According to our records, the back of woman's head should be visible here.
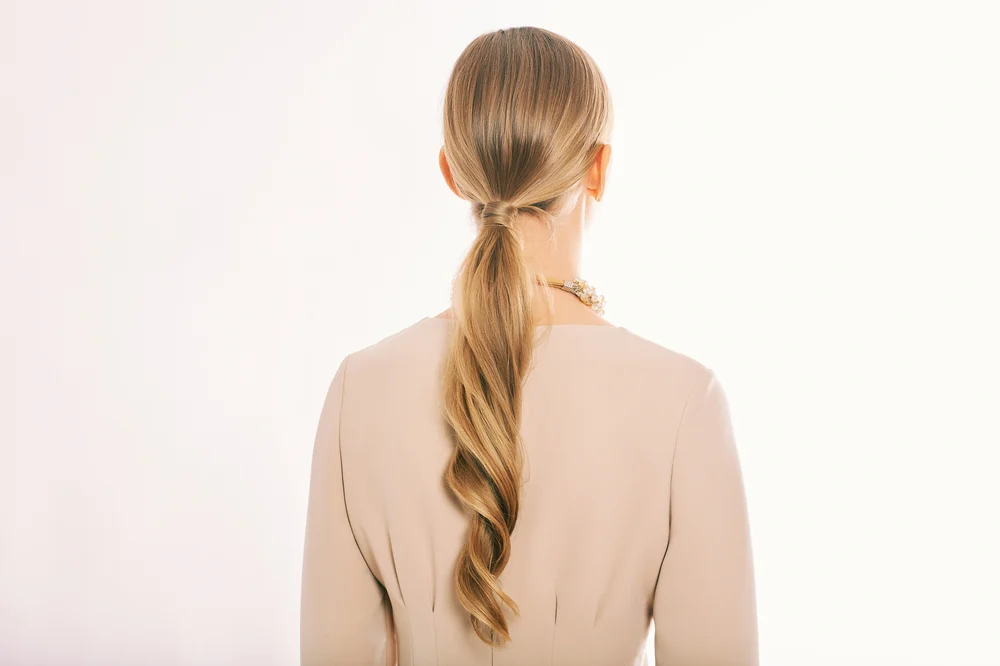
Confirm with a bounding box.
[440,26,613,646]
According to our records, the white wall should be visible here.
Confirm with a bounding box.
[2,1,998,664]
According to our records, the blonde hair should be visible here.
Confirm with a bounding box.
[440,26,613,646]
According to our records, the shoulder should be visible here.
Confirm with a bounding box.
[338,316,442,388]
[611,326,714,392]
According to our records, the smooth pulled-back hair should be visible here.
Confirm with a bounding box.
[440,26,613,646]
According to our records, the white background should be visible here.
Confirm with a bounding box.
[3,1,998,664]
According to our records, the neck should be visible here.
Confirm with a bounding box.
[520,189,589,278]
[516,193,607,325]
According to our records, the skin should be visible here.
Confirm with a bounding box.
[436,143,614,326]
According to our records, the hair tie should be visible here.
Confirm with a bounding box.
[480,200,519,227]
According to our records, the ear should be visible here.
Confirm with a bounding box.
[439,146,462,198]
[586,143,612,202]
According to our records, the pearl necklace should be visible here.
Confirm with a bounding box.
[540,278,606,316]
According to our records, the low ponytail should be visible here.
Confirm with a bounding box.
[443,200,538,645]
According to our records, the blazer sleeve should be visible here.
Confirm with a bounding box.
[652,368,759,665]
[301,355,397,666]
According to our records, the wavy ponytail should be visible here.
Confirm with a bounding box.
[443,201,537,645]
[440,26,614,646]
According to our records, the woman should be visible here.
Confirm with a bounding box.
[300,26,758,666]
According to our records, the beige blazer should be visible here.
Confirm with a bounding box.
[301,316,758,665]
